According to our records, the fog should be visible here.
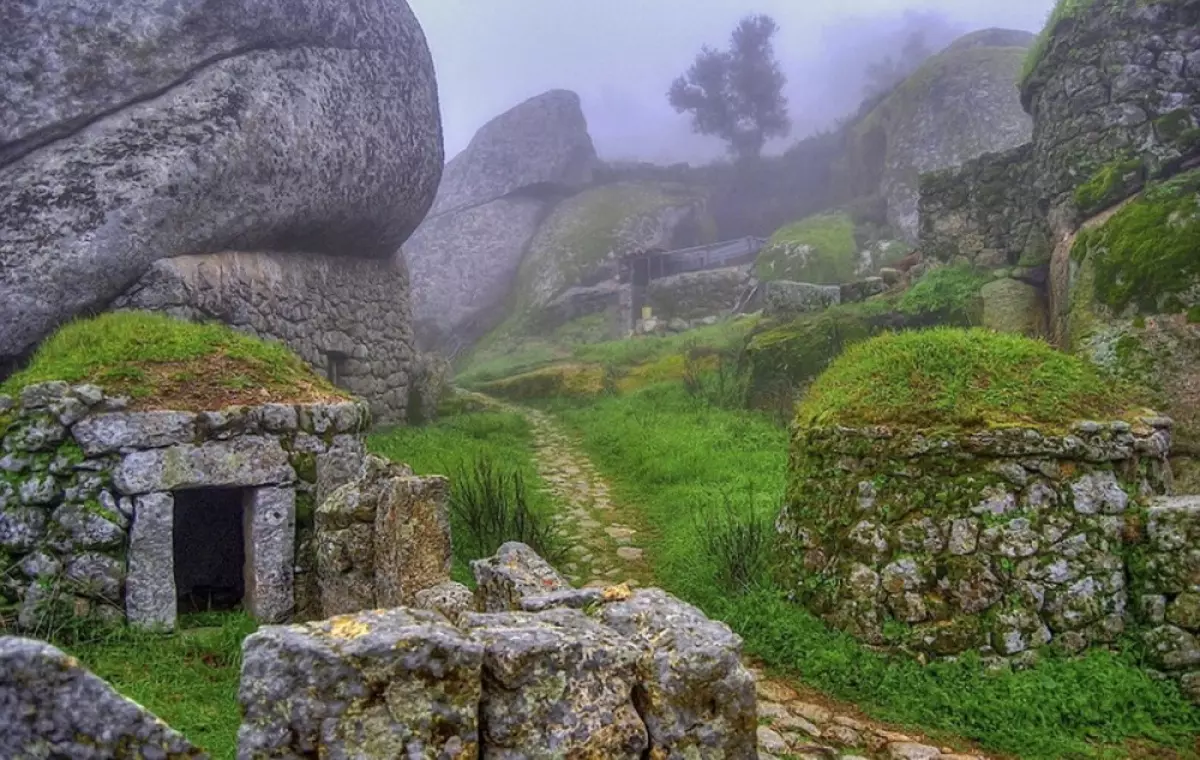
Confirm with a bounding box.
[409,0,1054,165]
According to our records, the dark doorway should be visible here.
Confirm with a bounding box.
[325,351,348,387]
[173,489,246,614]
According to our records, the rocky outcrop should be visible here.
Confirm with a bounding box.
[0,637,203,758]
[848,29,1034,240]
[0,0,442,367]
[471,540,571,612]
[114,251,416,423]
[646,266,753,321]
[406,90,597,350]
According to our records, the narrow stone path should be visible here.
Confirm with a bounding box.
[464,391,992,760]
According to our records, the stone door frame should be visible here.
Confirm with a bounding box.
[125,486,295,630]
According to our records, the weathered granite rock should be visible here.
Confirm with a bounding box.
[374,473,452,608]
[981,278,1045,337]
[472,541,571,612]
[598,588,758,758]
[0,637,203,758]
[414,580,476,623]
[115,252,416,423]
[71,411,197,456]
[647,266,753,321]
[0,507,48,552]
[237,608,483,758]
[244,487,296,623]
[463,608,648,758]
[0,0,442,366]
[125,492,176,630]
[113,436,294,494]
[49,503,125,552]
[763,281,842,317]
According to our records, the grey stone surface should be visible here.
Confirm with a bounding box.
[125,492,176,630]
[0,0,442,365]
[49,503,125,552]
[374,474,452,607]
[598,588,758,758]
[113,435,294,494]
[413,580,476,622]
[647,265,753,321]
[0,637,202,759]
[245,487,295,624]
[464,608,649,757]
[116,252,414,423]
[763,280,842,317]
[71,411,198,456]
[65,552,123,601]
[237,608,483,759]
[0,507,48,552]
[472,541,572,612]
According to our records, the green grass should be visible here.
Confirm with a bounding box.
[1,311,343,410]
[549,382,1200,758]
[368,404,555,584]
[756,212,858,284]
[63,612,257,759]
[796,327,1138,430]
[898,264,992,323]
[1072,168,1200,315]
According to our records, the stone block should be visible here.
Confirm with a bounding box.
[463,608,648,758]
[414,580,476,623]
[113,436,294,494]
[598,588,758,758]
[125,492,176,630]
[374,475,452,608]
[237,608,482,758]
[471,541,571,612]
[71,411,197,455]
[0,637,201,758]
[245,487,296,624]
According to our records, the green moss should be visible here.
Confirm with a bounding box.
[1188,305,1200,324]
[1070,168,1200,314]
[291,452,317,484]
[1073,156,1144,215]
[295,491,316,532]
[795,327,1137,430]
[1,312,345,411]
[1154,108,1196,142]
[898,265,992,323]
[81,498,120,524]
[756,212,858,284]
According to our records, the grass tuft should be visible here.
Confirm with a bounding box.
[1,311,345,410]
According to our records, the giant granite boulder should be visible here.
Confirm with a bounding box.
[845,28,1034,240]
[0,0,442,368]
[407,90,598,349]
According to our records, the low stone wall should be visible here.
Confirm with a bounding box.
[240,542,757,758]
[646,265,753,321]
[114,251,416,424]
[0,381,367,631]
[778,418,1196,697]
[918,142,1045,269]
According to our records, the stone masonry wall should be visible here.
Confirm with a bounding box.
[646,265,753,321]
[0,381,368,632]
[778,418,1196,697]
[114,251,415,424]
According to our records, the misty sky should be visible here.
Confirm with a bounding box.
[408,0,1054,165]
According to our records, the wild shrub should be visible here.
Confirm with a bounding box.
[694,486,775,593]
[447,455,567,566]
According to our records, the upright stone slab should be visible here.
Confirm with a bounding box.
[374,474,452,607]
[598,588,758,758]
[471,541,571,612]
[237,608,483,759]
[244,487,296,623]
[113,436,294,494]
[0,637,202,758]
[124,492,176,630]
[463,608,648,758]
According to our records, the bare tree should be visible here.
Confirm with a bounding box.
[668,14,790,162]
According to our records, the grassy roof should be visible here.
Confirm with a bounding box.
[795,327,1140,430]
[756,211,858,284]
[1,311,349,411]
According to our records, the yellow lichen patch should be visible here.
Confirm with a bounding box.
[602,583,634,602]
[326,615,372,640]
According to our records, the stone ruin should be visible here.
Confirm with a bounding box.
[0,380,454,633]
[778,416,1200,701]
[1,542,758,758]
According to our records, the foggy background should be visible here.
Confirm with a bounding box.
[408,0,1054,165]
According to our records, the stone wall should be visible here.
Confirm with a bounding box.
[777,418,1198,698]
[114,251,415,425]
[1021,0,1200,230]
[0,381,367,632]
[646,265,753,321]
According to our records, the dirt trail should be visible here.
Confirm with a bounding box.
[466,391,993,760]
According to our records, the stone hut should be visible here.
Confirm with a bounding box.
[778,329,1198,701]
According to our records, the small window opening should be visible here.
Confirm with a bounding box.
[173,488,247,614]
[325,351,348,387]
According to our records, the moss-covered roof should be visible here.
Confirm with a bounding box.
[795,327,1140,430]
[0,311,349,411]
[756,211,858,283]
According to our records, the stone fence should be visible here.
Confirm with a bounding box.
[778,417,1198,702]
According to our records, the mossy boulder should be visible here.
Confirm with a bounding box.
[795,327,1138,432]
[0,311,347,411]
[514,182,712,315]
[980,278,1045,337]
[846,29,1033,240]
[755,212,857,284]
[473,364,605,402]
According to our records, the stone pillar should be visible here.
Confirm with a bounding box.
[374,475,452,608]
[125,492,176,630]
[244,487,295,623]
